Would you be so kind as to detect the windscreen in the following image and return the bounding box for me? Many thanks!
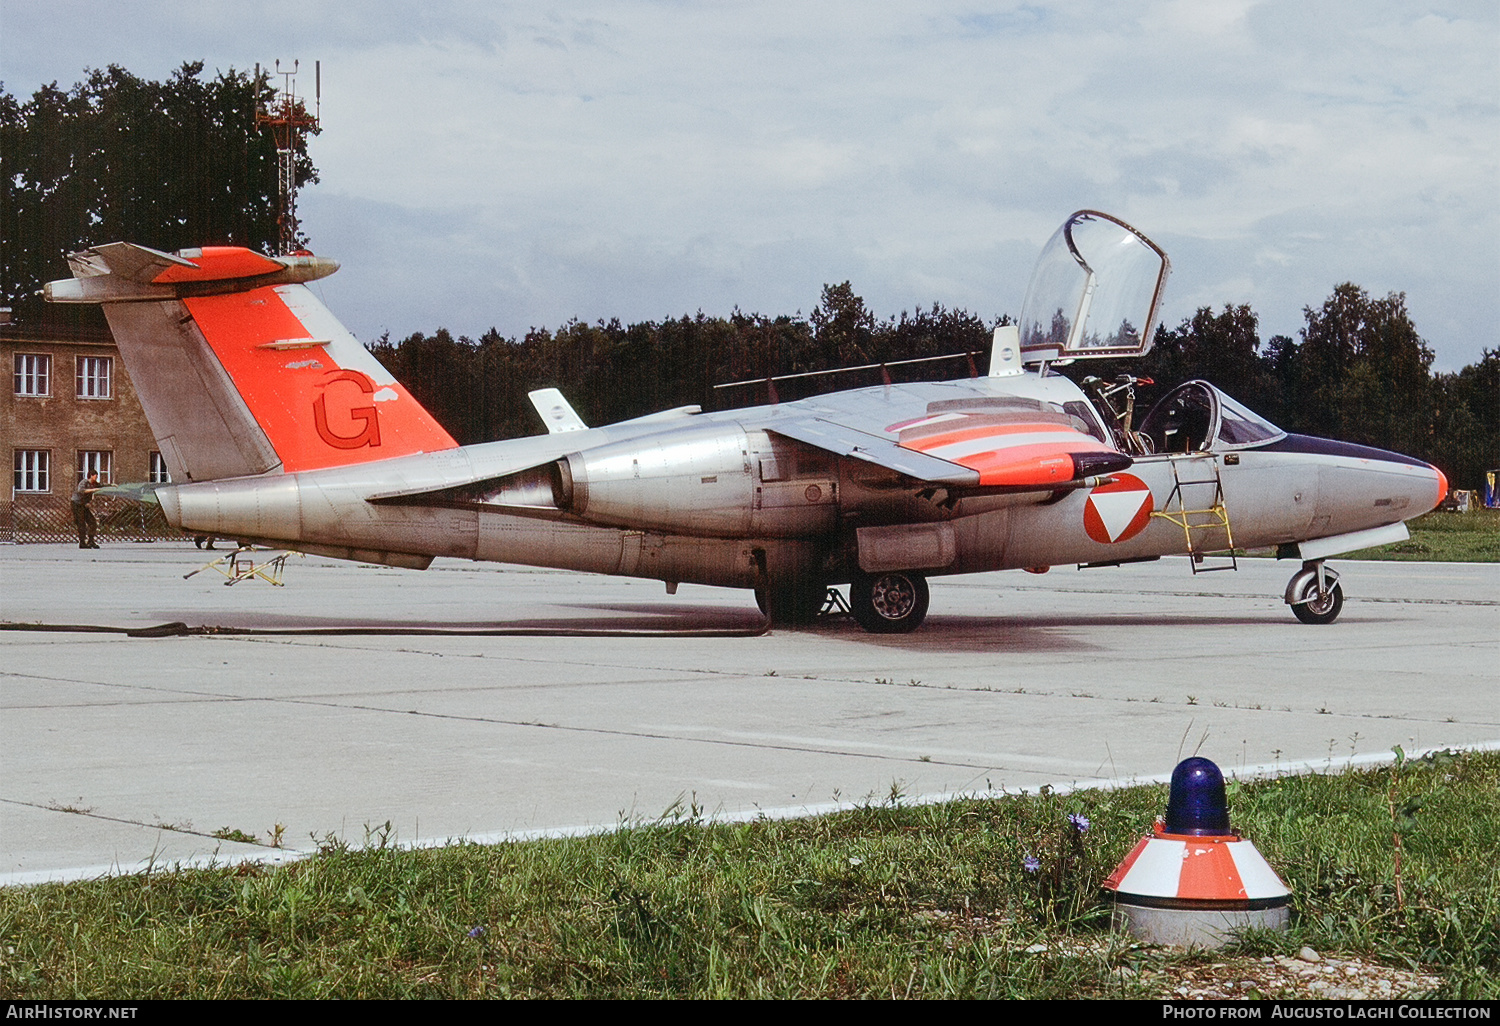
[1018,211,1169,360]
[1137,380,1287,454]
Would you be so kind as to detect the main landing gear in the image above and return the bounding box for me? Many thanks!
[756,569,932,633]
[850,570,930,634]
[755,579,827,626]
[1285,560,1343,625]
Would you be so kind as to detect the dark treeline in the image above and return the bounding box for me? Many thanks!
[371,282,1497,491]
[369,283,994,445]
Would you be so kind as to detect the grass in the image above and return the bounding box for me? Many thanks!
[2,751,1496,999]
[1342,508,1500,562]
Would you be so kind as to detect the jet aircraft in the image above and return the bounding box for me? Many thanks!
[45,211,1447,632]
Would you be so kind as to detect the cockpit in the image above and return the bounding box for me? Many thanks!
[1099,379,1286,455]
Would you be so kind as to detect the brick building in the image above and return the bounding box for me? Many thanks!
[2,311,173,541]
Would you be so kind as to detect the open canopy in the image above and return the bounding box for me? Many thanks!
[1018,210,1170,362]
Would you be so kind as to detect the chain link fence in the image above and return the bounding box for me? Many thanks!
[1,497,180,544]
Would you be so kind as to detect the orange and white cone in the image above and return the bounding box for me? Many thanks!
[1101,758,1290,948]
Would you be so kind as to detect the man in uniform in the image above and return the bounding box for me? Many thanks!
[71,471,103,548]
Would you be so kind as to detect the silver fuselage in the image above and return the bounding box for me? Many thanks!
[152,372,1442,589]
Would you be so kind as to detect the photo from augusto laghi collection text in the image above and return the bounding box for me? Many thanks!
[1161,1007,1492,1020]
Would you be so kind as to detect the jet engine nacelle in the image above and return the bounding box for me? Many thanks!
[556,423,844,539]
[560,423,757,537]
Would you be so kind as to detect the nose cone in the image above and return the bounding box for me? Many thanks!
[1263,434,1450,521]
[1427,464,1449,514]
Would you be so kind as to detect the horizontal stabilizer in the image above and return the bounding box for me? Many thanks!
[46,244,338,304]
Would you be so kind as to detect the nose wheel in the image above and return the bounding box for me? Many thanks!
[850,570,930,633]
[1286,561,1343,625]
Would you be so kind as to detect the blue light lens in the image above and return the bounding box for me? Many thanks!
[1164,757,1230,835]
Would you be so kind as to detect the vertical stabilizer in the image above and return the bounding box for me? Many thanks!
[46,244,459,483]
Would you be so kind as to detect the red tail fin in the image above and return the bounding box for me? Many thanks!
[46,243,457,481]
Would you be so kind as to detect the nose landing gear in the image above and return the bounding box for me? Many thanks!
[1285,560,1343,625]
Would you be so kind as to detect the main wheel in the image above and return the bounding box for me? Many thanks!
[756,582,826,626]
[850,570,930,634]
[1291,578,1343,625]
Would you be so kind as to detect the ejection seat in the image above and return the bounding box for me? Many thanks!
[1137,380,1285,456]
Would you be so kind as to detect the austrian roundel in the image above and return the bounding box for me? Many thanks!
[1083,473,1154,544]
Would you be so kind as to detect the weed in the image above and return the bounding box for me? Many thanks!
[48,800,94,816]
[212,827,259,845]
[363,820,395,849]
[311,832,349,856]
[1019,809,1101,928]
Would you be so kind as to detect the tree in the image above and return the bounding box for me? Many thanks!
[1139,304,1271,411]
[1429,349,1499,490]
[1290,284,1434,453]
[1,62,307,321]
[880,304,992,365]
[809,282,874,369]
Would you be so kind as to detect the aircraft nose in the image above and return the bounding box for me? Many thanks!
[1428,464,1449,513]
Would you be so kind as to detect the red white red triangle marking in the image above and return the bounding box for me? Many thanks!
[1084,474,1154,544]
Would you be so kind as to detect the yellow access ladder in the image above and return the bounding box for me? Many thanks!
[1150,454,1237,573]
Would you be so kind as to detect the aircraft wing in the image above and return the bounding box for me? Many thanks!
[764,383,1131,491]
[766,416,984,485]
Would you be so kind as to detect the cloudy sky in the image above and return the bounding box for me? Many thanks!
[3,1,1495,370]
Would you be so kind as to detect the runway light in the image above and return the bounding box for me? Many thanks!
[1164,756,1230,835]
[1101,756,1291,949]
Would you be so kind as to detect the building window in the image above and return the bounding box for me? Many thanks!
[149,451,171,484]
[76,356,112,399]
[77,450,112,485]
[14,450,50,493]
[14,353,51,396]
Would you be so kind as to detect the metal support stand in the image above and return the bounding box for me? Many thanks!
[819,586,852,619]
[184,546,300,586]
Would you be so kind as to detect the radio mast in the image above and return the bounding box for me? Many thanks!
[256,59,320,255]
